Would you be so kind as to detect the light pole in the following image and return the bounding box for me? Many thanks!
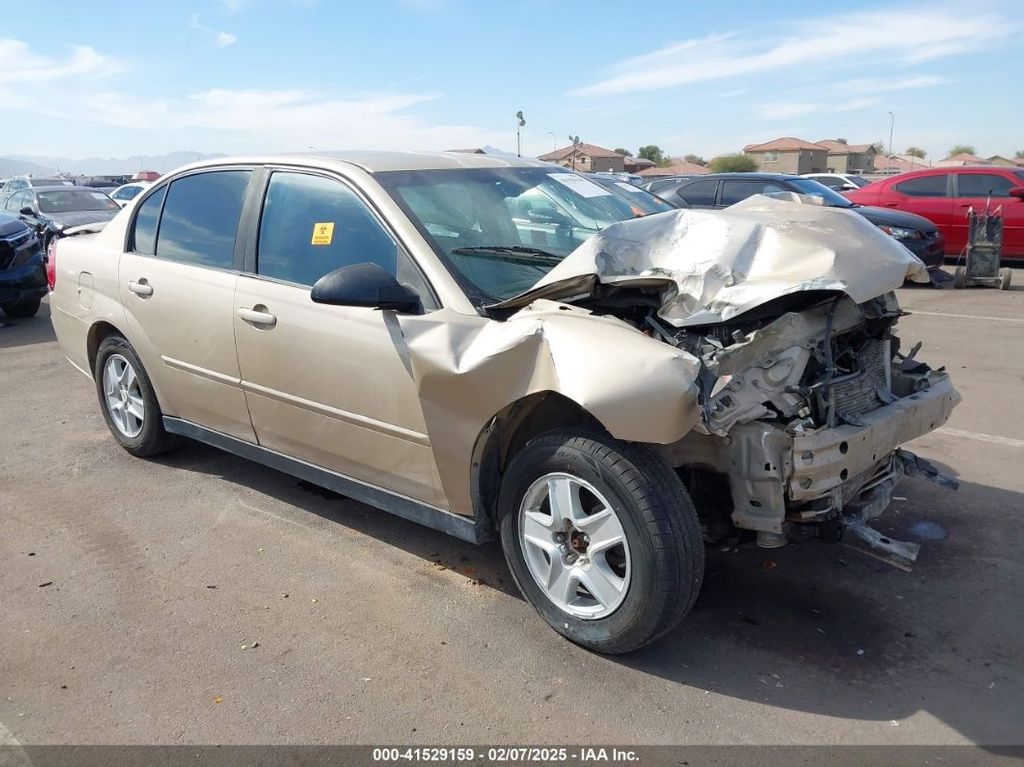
[547,131,557,152]
[887,110,895,173]
[516,111,526,158]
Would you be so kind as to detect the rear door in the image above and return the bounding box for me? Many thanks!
[885,175,955,252]
[672,178,719,209]
[119,169,258,441]
[232,168,445,506]
[953,171,1024,258]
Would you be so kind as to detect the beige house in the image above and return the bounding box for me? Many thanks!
[636,161,710,178]
[537,143,626,173]
[816,140,877,173]
[936,152,989,167]
[987,155,1024,167]
[743,137,829,174]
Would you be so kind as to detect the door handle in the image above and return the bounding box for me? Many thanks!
[128,280,153,297]
[238,306,277,327]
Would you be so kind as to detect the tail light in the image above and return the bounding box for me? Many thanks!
[46,239,57,290]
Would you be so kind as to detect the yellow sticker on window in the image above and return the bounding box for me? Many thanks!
[311,222,334,246]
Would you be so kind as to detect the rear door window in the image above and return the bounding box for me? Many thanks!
[154,170,251,269]
[675,179,719,207]
[894,175,949,197]
[720,180,787,206]
[129,187,167,255]
[956,173,1017,197]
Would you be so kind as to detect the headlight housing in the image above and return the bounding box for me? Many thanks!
[878,224,921,240]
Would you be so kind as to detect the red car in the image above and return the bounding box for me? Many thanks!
[847,166,1024,260]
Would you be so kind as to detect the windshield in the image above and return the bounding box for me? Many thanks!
[785,178,856,208]
[37,189,120,214]
[377,167,648,302]
[587,176,677,215]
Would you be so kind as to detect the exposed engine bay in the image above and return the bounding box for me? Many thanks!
[582,288,961,571]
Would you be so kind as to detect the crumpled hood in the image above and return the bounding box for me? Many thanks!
[47,208,119,231]
[492,196,929,326]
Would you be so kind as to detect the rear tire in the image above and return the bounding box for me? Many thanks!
[1,295,42,318]
[498,429,704,654]
[999,267,1012,291]
[94,334,178,458]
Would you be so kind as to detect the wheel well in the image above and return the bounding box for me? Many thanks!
[471,392,606,532]
[87,321,122,375]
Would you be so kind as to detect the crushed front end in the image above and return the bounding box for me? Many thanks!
[654,291,960,570]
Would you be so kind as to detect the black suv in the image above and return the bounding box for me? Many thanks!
[0,211,46,318]
[657,173,945,269]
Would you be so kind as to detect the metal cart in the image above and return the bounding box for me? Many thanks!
[954,202,1012,290]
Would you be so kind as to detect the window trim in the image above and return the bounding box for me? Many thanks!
[125,165,258,274]
[893,173,951,198]
[241,165,441,311]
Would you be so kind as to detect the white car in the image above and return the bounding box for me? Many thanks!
[108,181,152,208]
[802,173,871,192]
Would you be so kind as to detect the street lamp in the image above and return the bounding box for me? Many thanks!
[516,111,526,158]
[547,131,557,152]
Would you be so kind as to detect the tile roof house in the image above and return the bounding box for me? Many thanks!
[815,139,877,173]
[936,152,989,167]
[623,157,656,173]
[636,161,710,178]
[743,137,828,174]
[874,154,932,174]
[537,143,626,173]
[988,155,1024,167]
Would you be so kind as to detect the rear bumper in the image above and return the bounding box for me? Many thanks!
[904,233,945,269]
[0,260,47,305]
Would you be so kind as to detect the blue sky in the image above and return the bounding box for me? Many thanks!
[1,0,1021,162]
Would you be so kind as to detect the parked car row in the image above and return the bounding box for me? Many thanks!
[654,173,946,270]
[845,166,1024,259]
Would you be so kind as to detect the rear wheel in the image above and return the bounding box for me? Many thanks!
[94,335,177,457]
[953,266,966,289]
[0,295,42,318]
[498,429,704,654]
[999,268,1012,291]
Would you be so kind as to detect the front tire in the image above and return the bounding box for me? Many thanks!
[94,335,177,457]
[498,429,704,654]
[1,295,42,318]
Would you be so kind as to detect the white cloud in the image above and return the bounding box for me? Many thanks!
[755,96,879,121]
[572,6,1016,97]
[190,15,238,47]
[0,38,123,84]
[835,75,950,93]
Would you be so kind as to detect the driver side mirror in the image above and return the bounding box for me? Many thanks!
[20,206,34,216]
[310,262,420,313]
[1008,187,1024,200]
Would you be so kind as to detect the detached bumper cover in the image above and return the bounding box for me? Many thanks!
[788,375,960,503]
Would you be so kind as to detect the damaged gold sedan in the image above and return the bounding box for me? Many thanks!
[50,153,959,653]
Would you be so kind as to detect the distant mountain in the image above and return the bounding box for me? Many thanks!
[0,157,58,177]
[0,152,226,177]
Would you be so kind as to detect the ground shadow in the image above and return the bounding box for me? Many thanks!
[157,439,1022,749]
[0,300,57,349]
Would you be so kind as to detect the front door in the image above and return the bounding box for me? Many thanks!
[232,169,445,507]
[119,169,257,442]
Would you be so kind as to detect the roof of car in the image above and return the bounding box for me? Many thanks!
[30,185,108,193]
[677,173,803,182]
[178,151,547,175]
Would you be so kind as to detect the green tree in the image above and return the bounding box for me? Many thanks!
[870,141,886,155]
[905,146,927,159]
[948,144,976,157]
[709,153,758,173]
[638,145,666,165]
[613,147,633,157]
[683,154,707,166]
[1015,150,1024,159]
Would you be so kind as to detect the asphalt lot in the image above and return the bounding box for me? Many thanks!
[1,273,1022,749]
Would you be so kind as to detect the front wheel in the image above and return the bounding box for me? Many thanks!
[498,429,704,654]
